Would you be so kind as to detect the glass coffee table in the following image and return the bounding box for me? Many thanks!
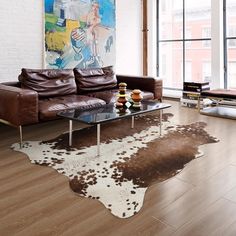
[57,101,171,156]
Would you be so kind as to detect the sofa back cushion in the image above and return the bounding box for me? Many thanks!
[73,66,117,93]
[19,68,76,98]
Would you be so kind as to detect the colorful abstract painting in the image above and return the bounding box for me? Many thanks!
[44,0,116,69]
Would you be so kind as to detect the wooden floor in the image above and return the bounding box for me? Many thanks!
[1,100,236,236]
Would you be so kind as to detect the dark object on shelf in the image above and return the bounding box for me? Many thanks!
[183,82,210,92]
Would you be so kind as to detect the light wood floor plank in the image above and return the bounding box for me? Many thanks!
[172,198,236,236]
[152,165,236,228]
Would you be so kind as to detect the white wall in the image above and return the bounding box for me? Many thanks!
[116,0,142,75]
[0,0,143,82]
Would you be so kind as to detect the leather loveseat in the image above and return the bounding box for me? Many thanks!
[0,66,162,145]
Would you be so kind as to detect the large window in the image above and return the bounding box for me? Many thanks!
[224,0,236,88]
[158,0,211,89]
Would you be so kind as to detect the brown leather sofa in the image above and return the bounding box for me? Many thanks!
[0,66,162,145]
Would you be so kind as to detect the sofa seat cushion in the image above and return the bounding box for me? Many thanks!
[39,95,106,121]
[74,66,117,93]
[19,68,76,98]
[86,89,154,104]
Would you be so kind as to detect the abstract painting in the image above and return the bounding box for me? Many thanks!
[44,0,116,69]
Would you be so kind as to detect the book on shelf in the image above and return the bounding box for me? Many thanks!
[182,91,200,100]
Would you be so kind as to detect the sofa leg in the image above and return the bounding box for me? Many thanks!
[69,120,73,146]
[19,125,23,148]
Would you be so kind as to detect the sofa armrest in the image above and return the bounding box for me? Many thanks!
[116,75,163,100]
[2,81,21,87]
[0,84,39,126]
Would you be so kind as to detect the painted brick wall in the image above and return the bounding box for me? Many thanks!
[0,1,142,82]
[0,0,43,82]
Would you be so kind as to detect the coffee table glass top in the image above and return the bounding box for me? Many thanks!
[57,101,171,125]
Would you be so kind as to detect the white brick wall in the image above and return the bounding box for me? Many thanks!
[0,0,142,82]
[0,0,43,82]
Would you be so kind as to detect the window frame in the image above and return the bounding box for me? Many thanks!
[223,0,236,88]
[157,0,212,90]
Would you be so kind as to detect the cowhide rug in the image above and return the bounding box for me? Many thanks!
[12,112,218,218]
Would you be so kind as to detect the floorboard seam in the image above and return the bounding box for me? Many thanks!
[151,216,177,230]
[222,196,236,205]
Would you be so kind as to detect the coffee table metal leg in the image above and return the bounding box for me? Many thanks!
[97,124,100,156]
[131,116,134,128]
[160,110,162,136]
[19,125,23,149]
[69,120,73,146]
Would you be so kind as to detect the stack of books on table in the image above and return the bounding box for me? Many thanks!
[180,82,210,108]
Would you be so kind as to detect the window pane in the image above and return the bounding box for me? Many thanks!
[227,47,236,88]
[185,61,192,81]
[159,0,183,40]
[228,39,236,48]
[202,27,211,39]
[185,0,211,39]
[226,0,236,88]
[228,62,236,88]
[227,0,236,37]
[159,42,183,89]
[185,40,211,83]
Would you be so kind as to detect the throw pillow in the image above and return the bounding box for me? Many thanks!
[74,66,117,93]
[19,68,77,98]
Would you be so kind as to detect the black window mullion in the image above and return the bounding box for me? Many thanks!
[159,38,211,43]
[157,0,160,76]
[226,36,236,40]
[183,0,185,83]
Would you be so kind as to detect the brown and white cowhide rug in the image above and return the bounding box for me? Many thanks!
[12,113,218,218]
